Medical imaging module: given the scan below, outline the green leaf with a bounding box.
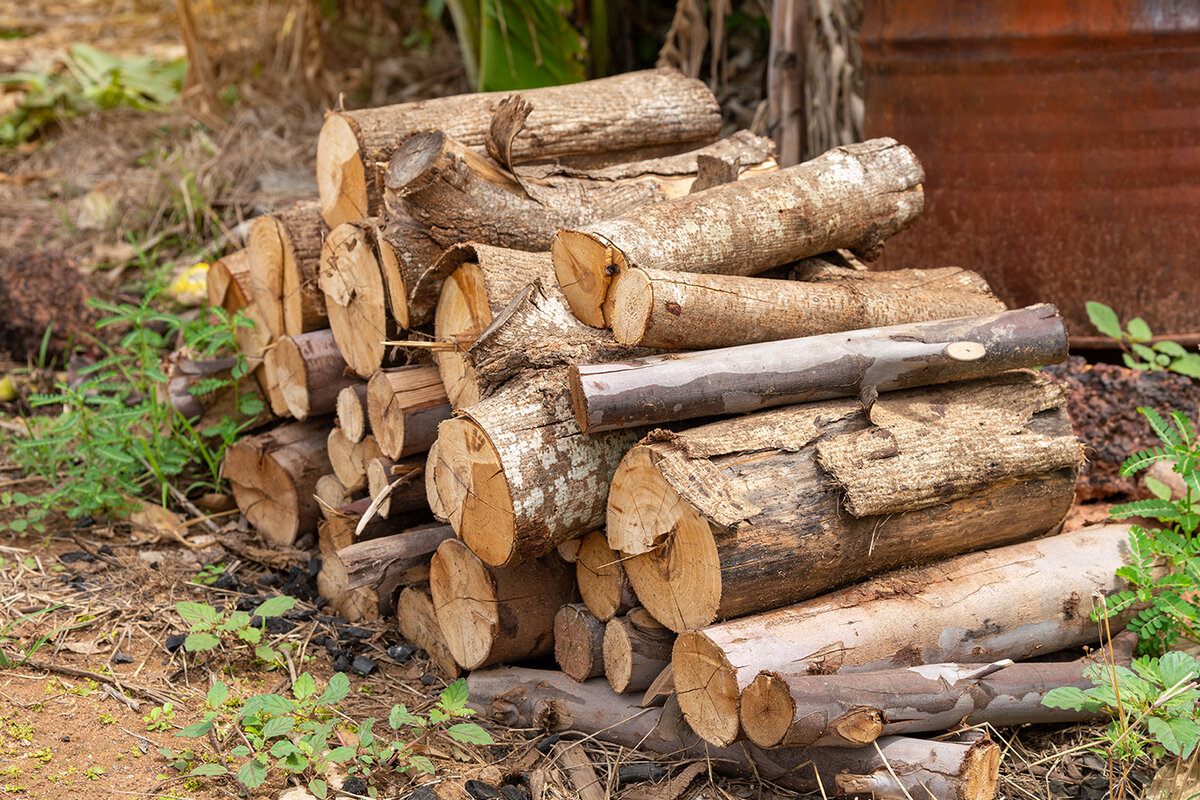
[189,763,228,776]
[253,595,296,618]
[389,704,424,730]
[255,645,282,665]
[236,758,269,790]
[409,754,435,774]
[184,632,220,652]
[230,745,251,757]
[1086,301,1124,340]
[262,715,295,739]
[317,672,350,705]
[270,740,300,757]
[309,778,328,799]
[1145,477,1174,502]
[176,720,215,738]
[440,678,470,714]
[177,601,219,625]
[280,752,309,772]
[326,746,356,762]
[446,722,494,745]
[1155,341,1190,357]
[238,626,262,644]
[477,0,585,92]
[1157,651,1200,688]
[1171,353,1200,379]
[1042,686,1091,712]
[1126,317,1153,342]
[206,681,229,708]
[1132,342,1159,364]
[1148,715,1200,757]
[293,672,316,701]
[241,693,295,720]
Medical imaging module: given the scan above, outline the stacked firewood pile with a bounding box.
[201,69,1138,800]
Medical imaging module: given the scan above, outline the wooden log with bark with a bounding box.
[396,586,463,678]
[315,69,721,226]
[223,419,333,546]
[672,524,1140,748]
[326,428,383,493]
[372,212,445,329]
[165,357,273,435]
[248,200,329,336]
[430,368,643,568]
[269,329,360,420]
[337,524,455,590]
[741,631,1139,748]
[606,371,1081,632]
[608,264,1005,349]
[205,249,274,363]
[552,138,924,327]
[316,548,387,622]
[575,530,636,621]
[553,603,606,682]
[366,365,451,459]
[336,384,370,442]
[575,304,1069,433]
[429,539,576,670]
[603,609,674,695]
[468,668,1001,800]
[315,473,354,517]
[365,455,427,519]
[318,497,402,552]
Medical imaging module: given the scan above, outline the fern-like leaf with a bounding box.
[1140,407,1184,450]
[1111,498,1182,521]
[1169,411,1196,448]
[1121,446,1177,475]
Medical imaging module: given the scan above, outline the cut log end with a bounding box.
[554,604,606,682]
[576,530,635,621]
[602,618,635,693]
[316,113,368,227]
[429,539,501,670]
[247,215,285,338]
[337,385,369,442]
[609,266,654,346]
[433,262,490,408]
[385,130,446,195]
[433,416,517,566]
[273,335,311,419]
[672,631,741,748]
[552,230,624,328]
[320,222,389,378]
[373,230,411,329]
[739,672,795,748]
[366,457,394,518]
[963,738,1004,800]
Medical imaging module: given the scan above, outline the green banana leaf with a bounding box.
[477,0,586,91]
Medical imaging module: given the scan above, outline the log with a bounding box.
[429,539,576,670]
[338,524,456,590]
[556,538,582,562]
[315,68,721,226]
[248,200,329,336]
[575,530,636,622]
[741,631,1139,749]
[205,249,273,361]
[316,549,384,622]
[327,428,384,492]
[365,455,427,519]
[431,368,642,567]
[315,473,353,517]
[672,524,1140,748]
[607,371,1081,632]
[270,329,360,420]
[372,212,444,329]
[553,603,606,682]
[366,365,451,459]
[318,219,400,378]
[165,357,273,435]
[609,264,1005,349]
[603,609,674,695]
[223,419,333,546]
[574,304,1069,433]
[467,667,1001,800]
[552,138,924,327]
[336,383,370,442]
[397,586,463,678]
[318,497,403,552]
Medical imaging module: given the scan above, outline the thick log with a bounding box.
[315,69,721,226]
[431,368,642,567]
[609,264,1004,349]
[603,609,674,695]
[372,212,444,329]
[336,383,370,442]
[318,219,401,378]
[672,524,1140,748]
[270,330,360,421]
[223,419,332,546]
[553,603,606,682]
[248,201,329,337]
[327,428,384,493]
[607,371,1080,632]
[552,138,924,327]
[575,530,636,622]
[429,539,576,670]
[397,586,463,677]
[365,454,427,519]
[338,524,456,590]
[366,365,451,459]
[574,304,1069,433]
[468,667,1001,800]
[742,631,1139,749]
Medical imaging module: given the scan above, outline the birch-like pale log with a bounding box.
[574,304,1068,433]
[552,138,924,327]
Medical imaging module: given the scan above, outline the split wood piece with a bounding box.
[575,304,1069,433]
[366,365,451,459]
[552,741,605,800]
[468,668,1000,800]
[608,371,1081,632]
[431,368,643,567]
[316,548,385,622]
[552,138,924,327]
[338,524,456,590]
[315,474,353,518]
[672,524,1141,748]
[318,497,405,553]
[206,249,274,360]
[429,539,576,670]
[316,68,721,226]
[397,586,462,677]
[248,200,329,337]
[327,428,384,492]
[365,455,427,519]
[270,329,360,420]
[318,219,400,378]
[166,357,273,434]
[425,441,447,521]
[575,530,636,621]
[742,630,1140,749]
[609,265,1006,349]
[258,361,289,419]
[223,419,332,546]
[336,384,370,442]
[641,664,674,708]
[553,604,606,682]
[372,212,444,329]
[603,609,674,695]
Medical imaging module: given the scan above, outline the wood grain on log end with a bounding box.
[319,221,390,378]
[337,384,370,442]
[247,215,285,339]
[552,229,624,328]
[432,417,515,565]
[316,113,368,227]
[554,604,606,682]
[429,539,500,669]
[740,673,883,748]
[671,631,741,747]
[609,266,655,345]
[433,262,490,408]
[366,365,450,459]
[575,530,636,621]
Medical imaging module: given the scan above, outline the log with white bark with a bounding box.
[603,608,674,695]
[575,530,636,621]
[607,371,1081,632]
[365,454,427,519]
[396,586,463,678]
[338,523,456,590]
[248,200,329,336]
[372,212,445,329]
[672,524,1141,748]
[552,138,924,327]
[336,383,370,442]
[430,368,642,567]
[468,668,1000,800]
[429,539,576,670]
[315,69,721,226]
[608,264,1005,349]
[553,603,606,682]
[574,304,1069,433]
[366,365,451,459]
[741,630,1139,748]
[326,428,383,493]
[269,329,360,420]
[223,419,333,546]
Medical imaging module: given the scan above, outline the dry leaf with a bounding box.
[1146,749,1200,800]
[61,639,109,655]
[129,499,185,543]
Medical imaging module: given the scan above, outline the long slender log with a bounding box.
[372,212,444,329]
[338,524,456,590]
[552,138,924,328]
[397,586,463,678]
[603,609,674,695]
[607,371,1081,632]
[672,524,1141,748]
[270,329,360,420]
[366,365,451,459]
[431,368,642,568]
[468,668,1000,800]
[315,69,721,226]
[248,201,329,337]
[327,428,383,493]
[742,631,1139,749]
[223,419,333,546]
[574,304,1069,433]
[429,539,576,670]
[609,265,1005,348]
[365,454,427,519]
[554,603,606,682]
[318,219,401,378]
[336,383,370,442]
[575,530,636,621]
